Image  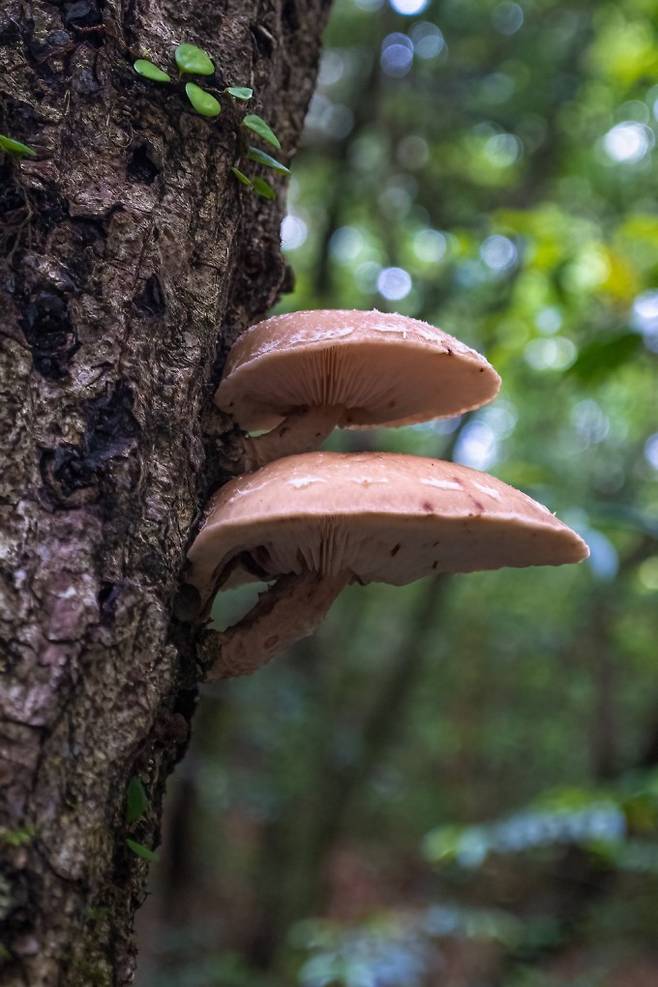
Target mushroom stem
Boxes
[239,406,343,472]
[199,571,350,679]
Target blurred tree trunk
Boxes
[0,1,330,984]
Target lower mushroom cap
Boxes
[187,452,589,599]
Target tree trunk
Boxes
[0,1,330,983]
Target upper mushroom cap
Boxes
[216,309,501,432]
[187,452,589,596]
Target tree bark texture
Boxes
[0,1,330,983]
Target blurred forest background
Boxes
[137,0,658,983]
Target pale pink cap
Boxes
[216,309,501,432]
[187,452,589,597]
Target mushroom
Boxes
[187,452,589,679]
[216,309,501,471]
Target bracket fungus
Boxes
[187,452,589,679]
[216,309,501,471]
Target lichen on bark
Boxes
[0,0,331,982]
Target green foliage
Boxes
[185,82,221,118]
[225,86,253,101]
[131,46,287,196]
[0,133,36,157]
[133,59,171,83]
[231,166,253,188]
[175,43,215,76]
[423,794,626,869]
[125,776,149,825]
[241,114,281,149]
[126,837,158,863]
[247,146,290,174]
[568,332,643,384]
[252,176,275,200]
[292,907,521,987]
[420,763,658,961]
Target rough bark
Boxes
[0,1,330,983]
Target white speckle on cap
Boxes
[473,481,502,501]
[288,476,327,488]
[311,327,355,341]
[250,325,355,359]
[225,478,273,503]
[373,322,408,339]
[421,478,462,490]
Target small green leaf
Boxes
[126,776,149,825]
[247,146,290,174]
[242,114,281,149]
[252,176,275,200]
[126,838,158,862]
[185,83,221,118]
[225,86,253,100]
[175,43,215,76]
[133,59,171,83]
[231,166,253,187]
[0,133,36,157]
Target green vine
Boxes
[133,42,289,199]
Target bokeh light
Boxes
[389,0,429,14]
[492,2,524,35]
[409,21,445,60]
[280,215,308,252]
[318,51,346,88]
[377,266,413,300]
[638,557,658,591]
[485,132,523,167]
[381,33,414,78]
[330,226,365,263]
[524,337,577,371]
[413,228,447,263]
[535,307,563,335]
[632,290,658,334]
[480,234,517,273]
[644,433,658,470]
[603,121,654,163]
[453,420,498,470]
[571,400,610,446]
[586,530,619,582]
